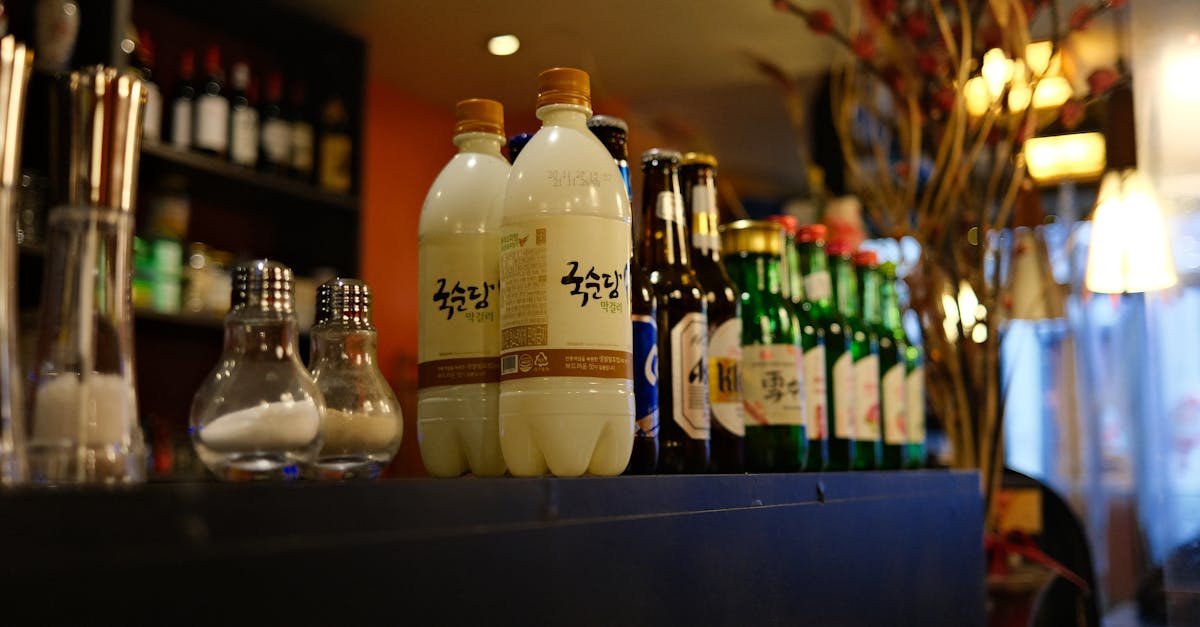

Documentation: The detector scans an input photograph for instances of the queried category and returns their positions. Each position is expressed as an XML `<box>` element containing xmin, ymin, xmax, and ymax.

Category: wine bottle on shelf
<box><xmin>318</xmin><ymin>96</ymin><xmax>352</xmax><ymax>192</ymax></box>
<box><xmin>228</xmin><ymin>62</ymin><xmax>258</xmax><ymax>168</ymax></box>
<box><xmin>193</xmin><ymin>45</ymin><xmax>229</xmax><ymax>157</ymax></box>
<box><xmin>289</xmin><ymin>81</ymin><xmax>315</xmax><ymax>181</ymax></box>
<box><xmin>135</xmin><ymin>29</ymin><xmax>162</xmax><ymax>143</ymax></box>
<box><xmin>169</xmin><ymin>50</ymin><xmax>196</xmax><ymax>150</ymax></box>
<box><xmin>259</xmin><ymin>71</ymin><xmax>290</xmax><ymax>175</ymax></box>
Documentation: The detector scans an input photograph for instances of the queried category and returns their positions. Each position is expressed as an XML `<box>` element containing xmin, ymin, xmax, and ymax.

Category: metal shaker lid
<box><xmin>315</xmin><ymin>278</ymin><xmax>373</xmax><ymax>329</ymax></box>
<box><xmin>64</xmin><ymin>66</ymin><xmax>147</xmax><ymax>211</ymax></box>
<box><xmin>231</xmin><ymin>259</ymin><xmax>295</xmax><ymax>314</ymax></box>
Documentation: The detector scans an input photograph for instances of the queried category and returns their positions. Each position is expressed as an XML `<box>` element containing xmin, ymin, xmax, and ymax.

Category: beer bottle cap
<box><xmin>719</xmin><ymin>220</ymin><xmax>785</xmax><ymax>256</ymax></box>
<box><xmin>536</xmin><ymin>67</ymin><xmax>590</xmax><ymax>109</ymax></box>
<box><xmin>640</xmin><ymin>148</ymin><xmax>681</xmax><ymax>166</ymax></box>
<box><xmin>797</xmin><ymin>224</ymin><xmax>827</xmax><ymax>243</ymax></box>
<box><xmin>587</xmin><ymin>114</ymin><xmax>627</xmax><ymax>133</ymax></box>
<box><xmin>681</xmin><ymin>152</ymin><xmax>718</xmax><ymax>168</ymax></box>
<box><xmin>454</xmin><ymin>98</ymin><xmax>505</xmax><ymax>137</ymax></box>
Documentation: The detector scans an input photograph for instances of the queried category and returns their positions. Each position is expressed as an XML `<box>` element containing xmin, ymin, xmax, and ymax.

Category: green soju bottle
<box><xmin>720</xmin><ymin>220</ymin><xmax>806</xmax><ymax>472</ymax></box>
<box><xmin>795</xmin><ymin>225</ymin><xmax>831</xmax><ymax>471</ymax></box>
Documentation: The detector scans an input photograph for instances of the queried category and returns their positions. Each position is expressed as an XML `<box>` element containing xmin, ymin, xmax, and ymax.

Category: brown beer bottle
<box><xmin>641</xmin><ymin>149</ymin><xmax>710</xmax><ymax>474</ymax></box>
<box><xmin>680</xmin><ymin>152</ymin><xmax>744</xmax><ymax>473</ymax></box>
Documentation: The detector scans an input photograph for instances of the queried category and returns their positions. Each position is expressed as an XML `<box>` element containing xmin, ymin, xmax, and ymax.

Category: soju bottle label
<box><xmin>632</xmin><ymin>313</ymin><xmax>660</xmax><ymax>437</ymax></box>
<box><xmin>854</xmin><ymin>354</ymin><xmax>881</xmax><ymax>440</ymax></box>
<box><xmin>417</xmin><ymin>235</ymin><xmax>501</xmax><ymax>389</ymax></box>
<box><xmin>832</xmin><ymin>352</ymin><xmax>854</xmax><ymax>438</ymax></box>
<box><xmin>804</xmin><ymin>270</ymin><xmax>832</xmax><ymax>302</ymax></box>
<box><xmin>498</xmin><ymin>215</ymin><xmax>633</xmax><ymax>382</ymax></box>
<box><xmin>708</xmin><ymin>318</ymin><xmax>744</xmax><ymax>437</ymax></box>
<box><xmin>906</xmin><ymin>365</ymin><xmax>926</xmax><ymax>443</ymax></box>
<box><xmin>883</xmin><ymin>363</ymin><xmax>907</xmax><ymax>445</ymax></box>
<box><xmin>803</xmin><ymin>345</ymin><xmax>827</xmax><ymax>440</ymax></box>
<box><xmin>742</xmin><ymin>344</ymin><xmax>804</xmax><ymax>426</ymax></box>
<box><xmin>670</xmin><ymin>312</ymin><xmax>711</xmax><ymax>440</ymax></box>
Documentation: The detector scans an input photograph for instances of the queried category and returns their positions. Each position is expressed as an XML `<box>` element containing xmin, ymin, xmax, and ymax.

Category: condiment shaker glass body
<box><xmin>307</xmin><ymin>278</ymin><xmax>402</xmax><ymax>479</ymax></box>
<box><xmin>190</xmin><ymin>260</ymin><xmax>324</xmax><ymax>480</ymax></box>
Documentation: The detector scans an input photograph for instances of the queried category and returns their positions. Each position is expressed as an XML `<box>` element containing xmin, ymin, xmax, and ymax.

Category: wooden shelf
<box><xmin>140</xmin><ymin>143</ymin><xmax>359</xmax><ymax>214</ymax></box>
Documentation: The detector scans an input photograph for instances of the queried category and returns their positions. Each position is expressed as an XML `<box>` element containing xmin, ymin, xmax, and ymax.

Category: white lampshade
<box><xmin>1084</xmin><ymin>169</ymin><xmax>1178</xmax><ymax>294</ymax></box>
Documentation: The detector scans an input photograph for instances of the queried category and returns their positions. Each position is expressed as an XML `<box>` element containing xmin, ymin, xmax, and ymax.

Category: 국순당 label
<box><xmin>854</xmin><ymin>354</ymin><xmax>881</xmax><ymax>441</ymax></box>
<box><xmin>883</xmin><ymin>363</ymin><xmax>907</xmax><ymax>445</ymax></box>
<box><xmin>670</xmin><ymin>312</ymin><xmax>711</xmax><ymax>440</ymax></box>
<box><xmin>418</xmin><ymin>234</ymin><xmax>501</xmax><ymax>389</ymax></box>
<box><xmin>707</xmin><ymin>318</ymin><xmax>744</xmax><ymax>437</ymax></box>
<box><xmin>832</xmin><ymin>352</ymin><xmax>854</xmax><ymax>439</ymax></box>
<box><xmin>803</xmin><ymin>345</ymin><xmax>827</xmax><ymax>440</ymax></box>
<box><xmin>742</xmin><ymin>343</ymin><xmax>804</xmax><ymax>427</ymax></box>
<box><xmin>499</xmin><ymin>214</ymin><xmax>632</xmax><ymax>382</ymax></box>
<box><xmin>907</xmin><ymin>365</ymin><xmax>926</xmax><ymax>443</ymax></box>
<box><xmin>633</xmin><ymin>313</ymin><xmax>659</xmax><ymax>437</ymax></box>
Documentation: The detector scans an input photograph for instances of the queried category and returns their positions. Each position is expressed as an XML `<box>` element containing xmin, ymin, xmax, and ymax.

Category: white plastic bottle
<box><xmin>499</xmin><ymin>67</ymin><xmax>634</xmax><ymax>477</ymax></box>
<box><xmin>417</xmin><ymin>99</ymin><xmax>510</xmax><ymax>477</ymax></box>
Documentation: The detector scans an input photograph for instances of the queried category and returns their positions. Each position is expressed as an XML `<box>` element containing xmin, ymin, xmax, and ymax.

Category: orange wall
<box><xmin>360</xmin><ymin>80</ymin><xmax>455</xmax><ymax>476</ymax></box>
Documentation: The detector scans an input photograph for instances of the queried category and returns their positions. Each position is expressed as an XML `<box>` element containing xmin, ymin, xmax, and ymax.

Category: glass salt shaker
<box><xmin>306</xmin><ymin>278</ymin><xmax>402</xmax><ymax>480</ymax></box>
<box><xmin>190</xmin><ymin>260</ymin><xmax>325</xmax><ymax>480</ymax></box>
<box><xmin>27</xmin><ymin>67</ymin><xmax>148</xmax><ymax>484</ymax></box>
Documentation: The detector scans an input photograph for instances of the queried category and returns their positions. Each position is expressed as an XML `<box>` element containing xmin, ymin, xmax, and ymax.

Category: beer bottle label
<box><xmin>742</xmin><ymin>343</ymin><xmax>804</xmax><ymax>426</ymax></box>
<box><xmin>906</xmin><ymin>365</ymin><xmax>926</xmax><ymax>443</ymax></box>
<box><xmin>655</xmin><ymin>191</ymin><xmax>685</xmax><ymax>224</ymax></box>
<box><xmin>854</xmin><ymin>354</ymin><xmax>881</xmax><ymax>440</ymax></box>
<box><xmin>707</xmin><ymin>318</ymin><xmax>744</xmax><ymax>437</ymax></box>
<box><xmin>883</xmin><ymin>363</ymin><xmax>907</xmax><ymax>445</ymax></box>
<box><xmin>632</xmin><ymin>313</ymin><xmax>659</xmax><ymax>437</ymax></box>
<box><xmin>418</xmin><ymin>234</ymin><xmax>500</xmax><ymax>389</ymax></box>
<box><xmin>832</xmin><ymin>352</ymin><xmax>854</xmax><ymax>438</ymax></box>
<box><xmin>803</xmin><ymin>345</ymin><xmax>827</xmax><ymax>440</ymax></box>
<box><xmin>499</xmin><ymin>215</ymin><xmax>633</xmax><ymax>382</ymax></box>
<box><xmin>670</xmin><ymin>312</ymin><xmax>710</xmax><ymax>440</ymax></box>
<box><xmin>689</xmin><ymin>183</ymin><xmax>721</xmax><ymax>253</ymax></box>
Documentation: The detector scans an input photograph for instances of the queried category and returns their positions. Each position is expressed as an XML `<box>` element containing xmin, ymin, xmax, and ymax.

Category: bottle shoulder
<box><xmin>419</xmin><ymin>151</ymin><xmax>511</xmax><ymax>236</ymax></box>
<box><xmin>503</xmin><ymin>124</ymin><xmax>630</xmax><ymax>221</ymax></box>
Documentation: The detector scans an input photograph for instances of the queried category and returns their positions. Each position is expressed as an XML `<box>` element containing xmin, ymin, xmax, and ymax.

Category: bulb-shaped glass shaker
<box><xmin>306</xmin><ymin>278</ymin><xmax>402</xmax><ymax>480</ymax></box>
<box><xmin>190</xmin><ymin>260</ymin><xmax>324</xmax><ymax>480</ymax></box>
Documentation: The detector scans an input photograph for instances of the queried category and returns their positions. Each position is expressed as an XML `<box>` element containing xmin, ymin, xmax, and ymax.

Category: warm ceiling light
<box><xmin>1024</xmin><ymin>41</ymin><xmax>1060</xmax><ymax>77</ymax></box>
<box><xmin>1085</xmin><ymin>170</ymin><xmax>1178</xmax><ymax>294</ymax></box>
<box><xmin>1024</xmin><ymin>132</ymin><xmax>1106</xmax><ymax>184</ymax></box>
<box><xmin>982</xmin><ymin>48</ymin><xmax>1013</xmax><ymax>101</ymax></box>
<box><xmin>964</xmin><ymin>76</ymin><xmax>991</xmax><ymax>117</ymax></box>
<box><xmin>487</xmin><ymin>34</ymin><xmax>520</xmax><ymax>56</ymax></box>
<box><xmin>1031</xmin><ymin>76</ymin><xmax>1073</xmax><ymax>109</ymax></box>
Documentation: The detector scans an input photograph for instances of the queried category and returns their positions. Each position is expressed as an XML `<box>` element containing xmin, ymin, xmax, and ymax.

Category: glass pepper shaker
<box><xmin>27</xmin><ymin>66</ymin><xmax>148</xmax><ymax>484</ymax></box>
<box><xmin>190</xmin><ymin>260</ymin><xmax>325</xmax><ymax>480</ymax></box>
<box><xmin>307</xmin><ymin>278</ymin><xmax>402</xmax><ymax>480</ymax></box>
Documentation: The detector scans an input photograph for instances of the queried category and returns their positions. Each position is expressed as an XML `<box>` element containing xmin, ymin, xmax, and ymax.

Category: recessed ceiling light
<box><xmin>487</xmin><ymin>34</ymin><xmax>520</xmax><ymax>56</ymax></box>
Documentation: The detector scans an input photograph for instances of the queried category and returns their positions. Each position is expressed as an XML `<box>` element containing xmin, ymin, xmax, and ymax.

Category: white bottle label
<box><xmin>906</xmin><ymin>365</ymin><xmax>926</xmax><ymax>443</ymax></box>
<box><xmin>707</xmin><ymin>318</ymin><xmax>744</xmax><ymax>437</ymax></box>
<box><xmin>671</xmin><ymin>312</ymin><xmax>710</xmax><ymax>440</ymax></box>
<box><xmin>194</xmin><ymin>94</ymin><xmax>229</xmax><ymax>151</ymax></box>
<box><xmin>689</xmin><ymin>183</ymin><xmax>721</xmax><ymax>252</ymax></box>
<box><xmin>142</xmin><ymin>82</ymin><xmax>162</xmax><ymax>143</ymax></box>
<box><xmin>291</xmin><ymin>122</ymin><xmax>314</xmax><ymax>172</ymax></box>
<box><xmin>499</xmin><ymin>215</ymin><xmax>632</xmax><ymax>383</ymax></box>
<box><xmin>854</xmin><ymin>354</ymin><xmax>881</xmax><ymax>440</ymax></box>
<box><xmin>655</xmin><ymin>191</ymin><xmax>685</xmax><ymax>224</ymax></box>
<box><xmin>805</xmin><ymin>270</ymin><xmax>832</xmax><ymax>302</ymax></box>
<box><xmin>230</xmin><ymin>106</ymin><xmax>259</xmax><ymax>166</ymax></box>
<box><xmin>832</xmin><ymin>351</ymin><xmax>854</xmax><ymax>438</ymax></box>
<box><xmin>804</xmin><ymin>345</ymin><xmax>827</xmax><ymax>440</ymax></box>
<box><xmin>883</xmin><ymin>363</ymin><xmax>906</xmax><ymax>445</ymax></box>
<box><xmin>262</xmin><ymin>118</ymin><xmax>291</xmax><ymax>164</ymax></box>
<box><xmin>171</xmin><ymin>98</ymin><xmax>192</xmax><ymax>148</ymax></box>
<box><xmin>418</xmin><ymin>234</ymin><xmax>500</xmax><ymax>389</ymax></box>
<box><xmin>742</xmin><ymin>343</ymin><xmax>804</xmax><ymax>426</ymax></box>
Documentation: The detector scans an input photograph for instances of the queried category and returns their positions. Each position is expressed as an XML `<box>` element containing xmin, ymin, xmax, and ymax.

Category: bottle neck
<box><xmin>453</xmin><ymin>133</ymin><xmax>504</xmax><ymax>156</ymax></box>
<box><xmin>881</xmin><ymin>278</ymin><xmax>902</xmax><ymax>332</ymax></box>
<box><xmin>800</xmin><ymin>241</ymin><xmax>833</xmax><ymax>314</ymax></box>
<box><xmin>536</xmin><ymin>104</ymin><xmax>591</xmax><ymax>129</ymax></box>
<box><xmin>831</xmin><ymin>254</ymin><xmax>859</xmax><ymax>320</ymax></box>
<box><xmin>223</xmin><ymin>309</ymin><xmax>301</xmax><ymax>359</ymax></box>
<box><xmin>858</xmin><ymin>266</ymin><xmax>882</xmax><ymax>325</ymax></box>
<box><xmin>641</xmin><ymin>165</ymin><xmax>689</xmax><ymax>269</ymax></box>
<box><xmin>784</xmin><ymin>239</ymin><xmax>803</xmax><ymax>303</ymax></box>
<box><xmin>310</xmin><ymin>324</ymin><xmax>379</xmax><ymax>368</ymax></box>
<box><xmin>685</xmin><ymin>169</ymin><xmax>721</xmax><ymax>263</ymax></box>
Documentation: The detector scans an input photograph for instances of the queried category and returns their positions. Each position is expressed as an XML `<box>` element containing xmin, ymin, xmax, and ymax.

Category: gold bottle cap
<box><xmin>454</xmin><ymin>98</ymin><xmax>505</xmax><ymax>137</ymax></box>
<box><xmin>536</xmin><ymin>67</ymin><xmax>590</xmax><ymax>110</ymax></box>
<box><xmin>719</xmin><ymin>219</ymin><xmax>785</xmax><ymax>256</ymax></box>
<box><xmin>681</xmin><ymin>152</ymin><xmax>718</xmax><ymax>168</ymax></box>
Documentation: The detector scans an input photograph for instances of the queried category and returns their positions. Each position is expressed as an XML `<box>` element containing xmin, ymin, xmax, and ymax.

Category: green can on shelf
<box><xmin>720</xmin><ymin>220</ymin><xmax>806</xmax><ymax>472</ymax></box>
